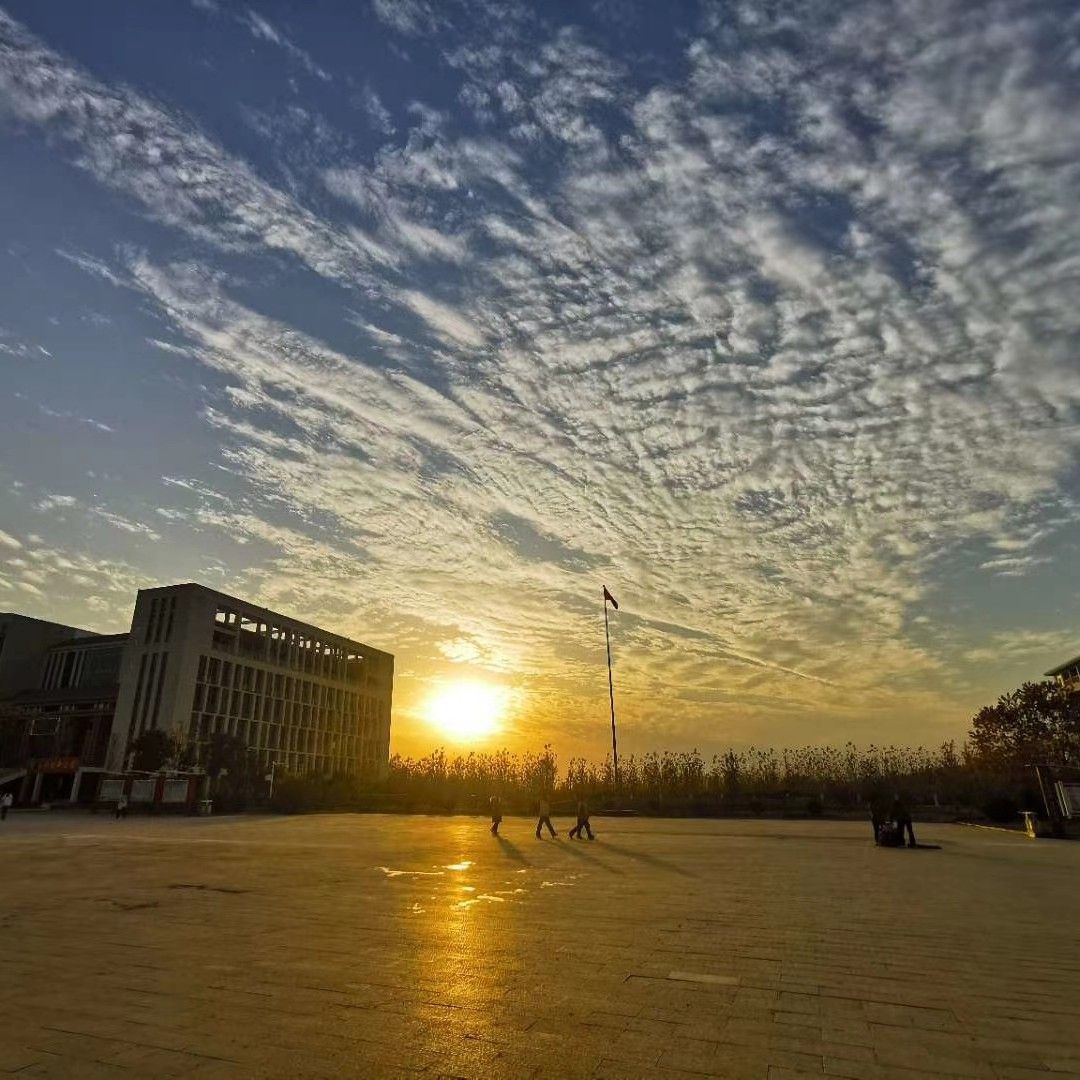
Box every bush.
[982,795,1019,823]
[805,796,824,817]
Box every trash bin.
[1020,810,1037,838]
[198,799,213,816]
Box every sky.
[2,1,1080,761]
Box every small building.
[2,633,126,803]
[0,612,98,697]
[1045,654,1080,696]
[0,614,115,801]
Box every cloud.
[371,0,443,37]
[240,9,332,81]
[55,248,126,287]
[358,83,395,135]
[5,1,1080,756]
[0,529,21,550]
[38,405,115,433]
[0,12,377,285]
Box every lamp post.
[267,759,282,800]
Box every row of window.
[41,643,124,692]
[128,651,169,744]
[191,675,384,723]
[210,606,384,685]
[189,715,381,774]
[196,655,386,704]
[189,685,384,733]
[143,594,177,645]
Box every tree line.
[126,678,1079,819]
[381,679,1080,819]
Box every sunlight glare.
[425,681,507,741]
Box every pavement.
[0,814,1078,1079]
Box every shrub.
[982,795,1019,823]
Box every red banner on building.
[34,756,80,774]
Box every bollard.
[1020,810,1037,838]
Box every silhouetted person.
[568,798,594,840]
[891,794,916,847]
[115,793,128,820]
[535,795,556,839]
[1,792,12,820]
[489,794,502,836]
[869,790,890,844]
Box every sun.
[424,681,507,741]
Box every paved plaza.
[1,814,1078,1079]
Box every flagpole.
[604,591,619,791]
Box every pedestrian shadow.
[557,839,624,874]
[495,836,530,866]
[600,842,697,878]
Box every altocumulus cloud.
[1,1,1079,754]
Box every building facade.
[0,633,125,802]
[1,584,394,803]
[0,613,98,698]
[109,584,393,779]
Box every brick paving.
[1,814,1078,1079]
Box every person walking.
[1,792,12,820]
[115,792,128,820]
[489,794,502,836]
[869,789,890,844]
[535,794,556,839]
[891,794,917,848]
[568,797,594,840]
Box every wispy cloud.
[3,2,1079,754]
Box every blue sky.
[2,0,1080,757]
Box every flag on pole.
[603,586,618,610]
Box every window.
[215,607,238,627]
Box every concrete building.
[0,613,98,698]
[0,633,125,803]
[1,584,394,803]
[1045,654,1080,696]
[110,583,393,778]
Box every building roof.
[142,582,394,659]
[48,633,129,650]
[1045,653,1080,677]
[0,612,99,637]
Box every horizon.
[3,1,1080,762]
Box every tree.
[128,729,178,772]
[205,733,258,808]
[204,733,250,780]
[969,681,1080,768]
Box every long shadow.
[495,835,530,866]
[600,841,697,878]
[556,838,625,874]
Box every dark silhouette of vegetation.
[257,680,1078,821]
[128,729,178,772]
[970,681,1080,767]
[205,733,258,811]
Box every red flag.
[603,586,618,610]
